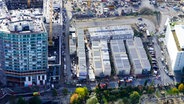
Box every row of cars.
[118,76,134,84]
[148,40,174,78]
[163,65,174,78]
[147,42,160,77]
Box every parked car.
[76,84,82,87]
[164,69,169,74]
[168,73,174,77]
[126,78,133,83]
[138,17,143,21]
[148,47,154,51]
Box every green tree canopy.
[130,91,140,104]
[115,99,124,104]
[16,97,27,104]
[122,97,130,104]
[75,87,88,99]
[139,7,154,15]
[147,86,155,94]
[171,87,179,95]
[62,88,69,96]
[28,96,41,104]
[86,96,99,104]
[178,83,184,92]
[52,88,58,97]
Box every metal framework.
[49,0,53,46]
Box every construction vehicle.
[49,0,53,46]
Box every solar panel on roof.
[141,59,151,67]
[134,60,142,69]
[95,61,102,68]
[137,48,147,59]
[94,51,100,56]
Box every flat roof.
[134,37,143,47]
[174,25,184,49]
[126,37,150,70]
[88,25,134,40]
[110,40,126,53]
[110,40,130,71]
[77,29,87,74]
[92,40,111,75]
[0,2,45,33]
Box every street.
[63,5,72,83]
[152,36,175,85]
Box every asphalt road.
[63,7,72,83]
[152,36,175,85]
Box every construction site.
[5,0,43,10]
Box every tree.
[144,79,148,87]
[178,83,184,92]
[102,95,108,104]
[16,97,27,104]
[122,97,130,104]
[9,95,16,104]
[171,88,179,95]
[70,93,79,104]
[52,88,58,97]
[83,87,89,98]
[86,96,99,104]
[62,88,69,96]
[28,96,41,104]
[147,86,155,94]
[130,91,140,104]
[115,99,124,104]
[75,87,88,99]
[76,8,81,12]
[139,7,154,15]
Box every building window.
[38,76,40,80]
[42,75,44,80]
[28,76,31,81]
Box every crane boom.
[27,0,31,8]
[49,0,53,46]
[87,0,91,8]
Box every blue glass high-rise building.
[0,2,48,86]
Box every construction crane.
[87,0,91,9]
[49,0,53,46]
[27,0,31,8]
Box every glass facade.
[0,32,48,72]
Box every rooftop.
[110,40,130,73]
[174,25,184,50]
[91,40,111,76]
[0,2,45,33]
[126,37,151,71]
[88,25,134,40]
[77,29,87,75]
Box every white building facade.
[165,23,184,71]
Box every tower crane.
[49,0,53,46]
[27,0,31,8]
[87,0,91,9]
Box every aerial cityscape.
[0,0,184,104]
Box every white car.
[76,84,82,87]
